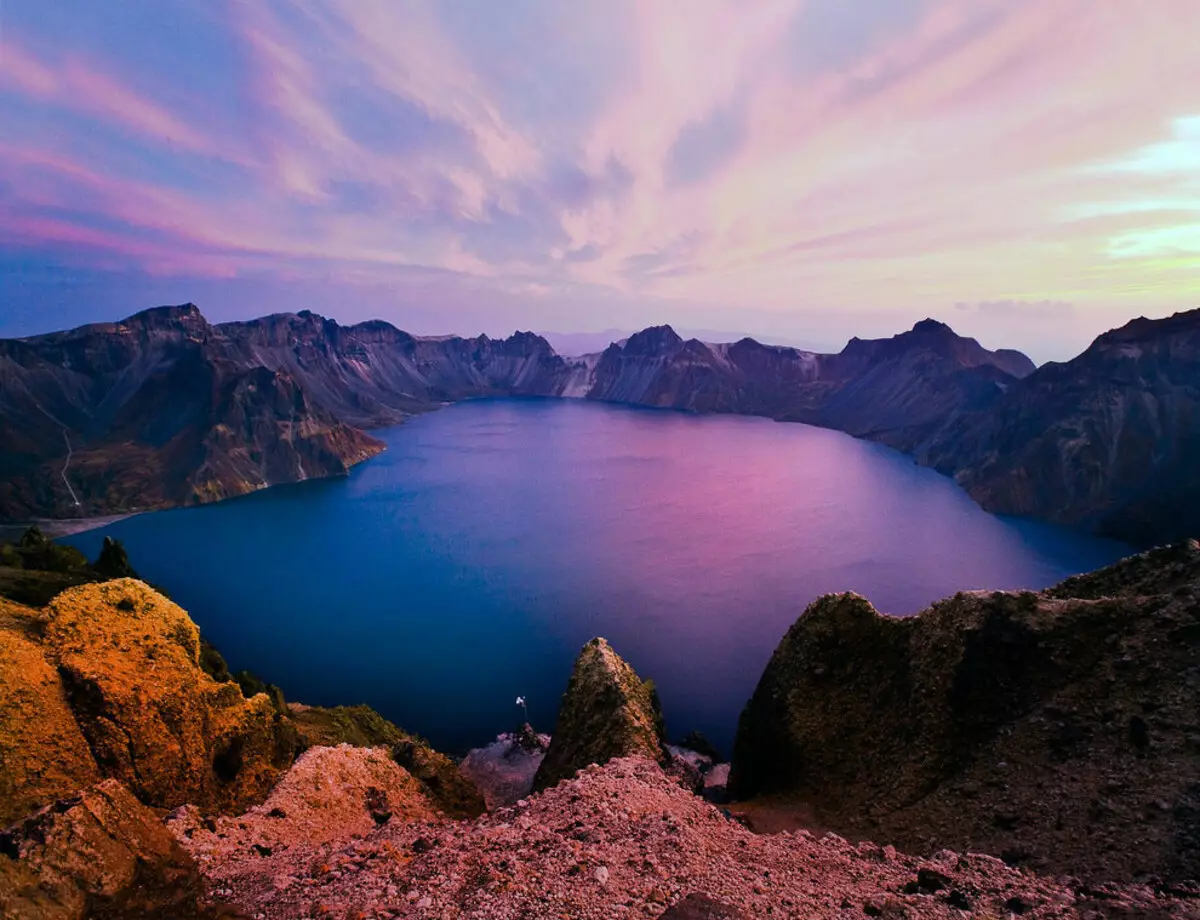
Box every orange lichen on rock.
[37,579,295,814]
[0,598,100,826]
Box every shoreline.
[0,512,141,541]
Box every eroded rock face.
[730,542,1200,882]
[40,579,295,814]
[0,599,99,826]
[0,780,224,920]
[922,307,1200,544]
[533,638,667,792]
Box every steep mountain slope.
[923,309,1200,543]
[583,319,1034,453]
[0,305,572,520]
[0,305,383,520]
[219,310,573,427]
[729,541,1200,883]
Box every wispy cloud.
[1,0,1198,354]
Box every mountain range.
[2,303,1197,545]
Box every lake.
[67,398,1129,756]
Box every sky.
[1,1,1198,362]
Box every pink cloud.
[0,42,227,159]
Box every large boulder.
[289,703,485,818]
[170,745,436,860]
[729,542,1200,882]
[39,579,296,814]
[533,638,667,792]
[0,600,99,825]
[0,780,229,920]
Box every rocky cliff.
[581,319,1035,454]
[0,305,384,520]
[0,579,297,824]
[0,305,571,521]
[922,308,1200,544]
[533,637,669,792]
[729,540,1200,883]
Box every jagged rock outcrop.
[288,703,486,818]
[923,308,1200,544]
[0,598,99,826]
[533,638,668,792]
[0,579,297,817]
[729,541,1200,882]
[0,780,227,920]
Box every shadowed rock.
[656,894,750,919]
[0,780,233,920]
[533,637,668,792]
[730,541,1200,882]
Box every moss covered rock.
[0,599,100,826]
[729,542,1200,882]
[39,579,296,814]
[0,780,225,920]
[289,703,405,750]
[533,637,667,792]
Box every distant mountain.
[922,309,1200,544]
[4,303,1196,546]
[584,318,1035,452]
[539,327,831,356]
[0,305,568,520]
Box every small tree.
[94,536,137,579]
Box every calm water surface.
[68,399,1129,754]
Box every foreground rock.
[533,638,667,792]
[175,756,1198,919]
[0,780,227,920]
[289,703,486,818]
[0,599,99,825]
[42,579,296,814]
[0,579,296,821]
[730,541,1200,882]
[169,745,436,859]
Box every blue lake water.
[67,398,1129,756]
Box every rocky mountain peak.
[622,324,684,355]
[1091,306,1200,350]
[909,317,956,337]
[533,637,668,792]
[121,302,209,333]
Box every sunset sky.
[1,0,1198,361]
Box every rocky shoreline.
[2,533,1199,917]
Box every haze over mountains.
[2,304,1198,546]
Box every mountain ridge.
[3,303,1197,546]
